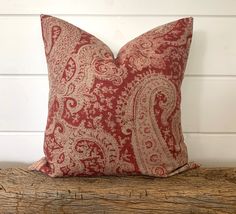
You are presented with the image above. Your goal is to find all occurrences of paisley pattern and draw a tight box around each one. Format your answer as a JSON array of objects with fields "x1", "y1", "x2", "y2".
[{"x1": 29, "y1": 15, "x2": 199, "y2": 177}]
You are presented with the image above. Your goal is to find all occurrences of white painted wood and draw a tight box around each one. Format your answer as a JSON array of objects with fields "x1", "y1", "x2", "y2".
[
  {"x1": 0, "y1": 0, "x2": 235, "y2": 166},
  {"x1": 0, "y1": 133, "x2": 235, "y2": 167},
  {"x1": 0, "y1": 16, "x2": 236, "y2": 76},
  {"x1": 0, "y1": 77, "x2": 236, "y2": 133},
  {"x1": 0, "y1": 133, "x2": 44, "y2": 166},
  {"x1": 0, "y1": 0, "x2": 236, "y2": 15},
  {"x1": 0, "y1": 16, "x2": 236, "y2": 75},
  {"x1": 181, "y1": 77, "x2": 236, "y2": 133},
  {"x1": 0, "y1": 16, "x2": 46, "y2": 75},
  {"x1": 0, "y1": 77, "x2": 48, "y2": 132},
  {"x1": 185, "y1": 134, "x2": 236, "y2": 167}
]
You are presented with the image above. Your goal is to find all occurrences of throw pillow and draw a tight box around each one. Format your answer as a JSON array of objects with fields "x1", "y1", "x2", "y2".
[{"x1": 29, "y1": 15, "x2": 198, "y2": 177}]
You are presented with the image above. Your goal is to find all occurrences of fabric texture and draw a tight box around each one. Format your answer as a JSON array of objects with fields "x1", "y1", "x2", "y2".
[{"x1": 29, "y1": 15, "x2": 199, "y2": 177}]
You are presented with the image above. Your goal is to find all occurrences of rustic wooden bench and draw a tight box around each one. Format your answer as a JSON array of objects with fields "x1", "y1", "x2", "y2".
[{"x1": 0, "y1": 167, "x2": 235, "y2": 213}]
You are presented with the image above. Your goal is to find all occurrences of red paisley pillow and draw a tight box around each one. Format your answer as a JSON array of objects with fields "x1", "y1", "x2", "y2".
[{"x1": 29, "y1": 15, "x2": 198, "y2": 177}]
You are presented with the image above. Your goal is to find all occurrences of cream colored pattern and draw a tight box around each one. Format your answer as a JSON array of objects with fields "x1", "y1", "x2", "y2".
[{"x1": 117, "y1": 73, "x2": 182, "y2": 176}]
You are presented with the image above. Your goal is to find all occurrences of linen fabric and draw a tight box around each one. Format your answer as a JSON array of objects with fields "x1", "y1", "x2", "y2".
[{"x1": 29, "y1": 15, "x2": 198, "y2": 177}]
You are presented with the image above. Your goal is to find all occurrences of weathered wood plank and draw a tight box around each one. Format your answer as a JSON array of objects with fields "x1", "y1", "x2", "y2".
[{"x1": 0, "y1": 168, "x2": 235, "y2": 213}]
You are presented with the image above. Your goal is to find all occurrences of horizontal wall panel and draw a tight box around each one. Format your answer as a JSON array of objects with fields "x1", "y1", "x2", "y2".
[
  {"x1": 0, "y1": 133, "x2": 44, "y2": 166},
  {"x1": 185, "y1": 134, "x2": 236, "y2": 167},
  {"x1": 181, "y1": 77, "x2": 236, "y2": 133},
  {"x1": 0, "y1": 133, "x2": 235, "y2": 167},
  {"x1": 0, "y1": 0, "x2": 236, "y2": 15},
  {"x1": 0, "y1": 77, "x2": 48, "y2": 132},
  {"x1": 0, "y1": 77, "x2": 236, "y2": 132},
  {"x1": 0, "y1": 16, "x2": 235, "y2": 75}
]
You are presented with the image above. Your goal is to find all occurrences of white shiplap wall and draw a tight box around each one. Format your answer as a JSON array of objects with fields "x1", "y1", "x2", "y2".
[{"x1": 0, "y1": 0, "x2": 236, "y2": 168}]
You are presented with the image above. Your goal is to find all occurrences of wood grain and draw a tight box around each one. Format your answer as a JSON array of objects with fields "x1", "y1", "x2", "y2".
[{"x1": 0, "y1": 168, "x2": 235, "y2": 213}]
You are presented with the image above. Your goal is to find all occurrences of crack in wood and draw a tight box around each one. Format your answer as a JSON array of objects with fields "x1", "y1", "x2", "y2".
[{"x1": 0, "y1": 167, "x2": 235, "y2": 213}]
